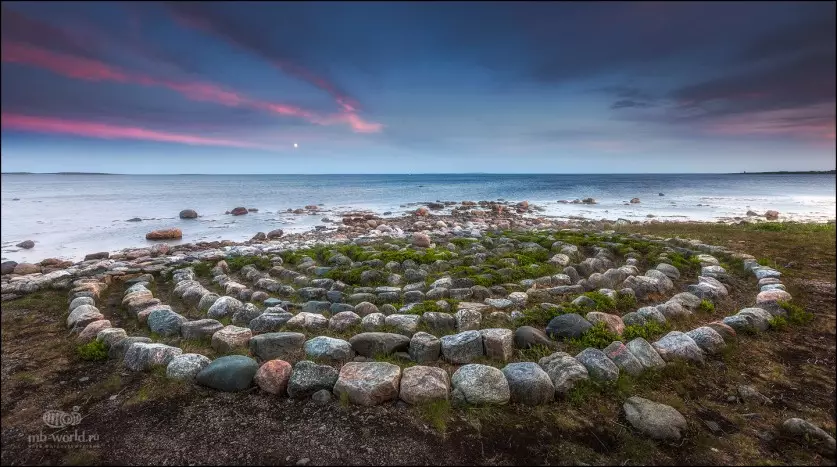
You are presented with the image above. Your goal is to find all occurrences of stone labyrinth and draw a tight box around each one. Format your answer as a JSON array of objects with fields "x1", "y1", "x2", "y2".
[{"x1": 50, "y1": 228, "x2": 795, "y2": 438}]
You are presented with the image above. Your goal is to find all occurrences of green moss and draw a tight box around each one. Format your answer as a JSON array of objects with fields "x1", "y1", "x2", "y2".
[
  {"x1": 698, "y1": 299, "x2": 715, "y2": 313},
  {"x1": 768, "y1": 315, "x2": 788, "y2": 331},
  {"x1": 583, "y1": 291, "x2": 615, "y2": 311},
  {"x1": 517, "y1": 344, "x2": 555, "y2": 362},
  {"x1": 226, "y1": 255, "x2": 271, "y2": 272},
  {"x1": 622, "y1": 320, "x2": 669, "y2": 342},
  {"x1": 75, "y1": 340, "x2": 108, "y2": 361},
  {"x1": 402, "y1": 299, "x2": 459, "y2": 315},
  {"x1": 614, "y1": 292, "x2": 637, "y2": 313},
  {"x1": 192, "y1": 261, "x2": 213, "y2": 278},
  {"x1": 449, "y1": 238, "x2": 479, "y2": 248}
]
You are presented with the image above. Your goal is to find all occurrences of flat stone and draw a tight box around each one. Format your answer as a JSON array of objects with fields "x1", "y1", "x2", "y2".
[{"x1": 624, "y1": 396, "x2": 688, "y2": 441}]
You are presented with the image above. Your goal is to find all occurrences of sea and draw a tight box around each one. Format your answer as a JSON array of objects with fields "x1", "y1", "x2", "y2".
[{"x1": 1, "y1": 173, "x2": 835, "y2": 263}]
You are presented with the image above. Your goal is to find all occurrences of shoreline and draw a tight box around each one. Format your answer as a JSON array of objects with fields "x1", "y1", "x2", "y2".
[{"x1": 2, "y1": 199, "x2": 834, "y2": 273}]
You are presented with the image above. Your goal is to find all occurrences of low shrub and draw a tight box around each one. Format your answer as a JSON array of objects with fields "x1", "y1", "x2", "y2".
[{"x1": 76, "y1": 340, "x2": 108, "y2": 361}]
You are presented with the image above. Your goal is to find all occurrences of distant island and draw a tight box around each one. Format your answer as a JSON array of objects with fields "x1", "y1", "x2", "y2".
[{"x1": 737, "y1": 170, "x2": 836, "y2": 175}]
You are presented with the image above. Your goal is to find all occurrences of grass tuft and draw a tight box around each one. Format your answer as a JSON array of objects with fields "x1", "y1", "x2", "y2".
[{"x1": 75, "y1": 340, "x2": 108, "y2": 361}]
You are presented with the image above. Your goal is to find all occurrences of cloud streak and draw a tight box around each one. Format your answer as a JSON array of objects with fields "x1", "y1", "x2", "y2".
[
  {"x1": 1, "y1": 41, "x2": 381, "y2": 132},
  {"x1": 1, "y1": 112, "x2": 270, "y2": 149}
]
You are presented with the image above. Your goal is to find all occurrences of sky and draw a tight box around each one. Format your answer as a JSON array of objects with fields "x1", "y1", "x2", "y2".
[{"x1": 1, "y1": 1, "x2": 835, "y2": 174}]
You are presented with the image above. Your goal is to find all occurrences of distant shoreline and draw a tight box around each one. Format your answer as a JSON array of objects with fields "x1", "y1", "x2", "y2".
[{"x1": 2, "y1": 171, "x2": 835, "y2": 176}]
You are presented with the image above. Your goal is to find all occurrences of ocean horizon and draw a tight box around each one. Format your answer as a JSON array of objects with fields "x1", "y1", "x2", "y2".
[{"x1": 2, "y1": 172, "x2": 835, "y2": 263}]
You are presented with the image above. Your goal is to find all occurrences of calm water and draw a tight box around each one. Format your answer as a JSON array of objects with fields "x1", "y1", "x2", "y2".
[{"x1": 2, "y1": 173, "x2": 835, "y2": 263}]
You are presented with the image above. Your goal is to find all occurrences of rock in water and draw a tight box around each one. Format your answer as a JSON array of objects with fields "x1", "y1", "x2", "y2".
[
  {"x1": 179, "y1": 209, "x2": 198, "y2": 219},
  {"x1": 16, "y1": 240, "x2": 35, "y2": 249},
  {"x1": 231, "y1": 207, "x2": 248, "y2": 216},
  {"x1": 195, "y1": 355, "x2": 259, "y2": 392},
  {"x1": 145, "y1": 228, "x2": 182, "y2": 240},
  {"x1": 623, "y1": 396, "x2": 687, "y2": 441}
]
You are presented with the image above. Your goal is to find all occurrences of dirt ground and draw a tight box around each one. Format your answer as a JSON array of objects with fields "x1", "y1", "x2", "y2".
[{"x1": 1, "y1": 222, "x2": 834, "y2": 465}]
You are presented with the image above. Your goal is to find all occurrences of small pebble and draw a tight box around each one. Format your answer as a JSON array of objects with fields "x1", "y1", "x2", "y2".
[{"x1": 296, "y1": 458, "x2": 310, "y2": 465}]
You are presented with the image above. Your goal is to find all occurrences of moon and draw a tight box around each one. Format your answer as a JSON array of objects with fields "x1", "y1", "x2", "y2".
[{"x1": 293, "y1": 143, "x2": 298, "y2": 148}]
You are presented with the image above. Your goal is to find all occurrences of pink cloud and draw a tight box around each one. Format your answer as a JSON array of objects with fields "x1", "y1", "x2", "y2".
[
  {"x1": 1, "y1": 113, "x2": 271, "y2": 149},
  {"x1": 704, "y1": 105, "x2": 836, "y2": 142}
]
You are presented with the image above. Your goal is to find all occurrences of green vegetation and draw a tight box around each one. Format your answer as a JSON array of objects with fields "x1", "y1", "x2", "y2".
[
  {"x1": 583, "y1": 291, "x2": 615, "y2": 311},
  {"x1": 613, "y1": 292, "x2": 637, "y2": 313},
  {"x1": 401, "y1": 299, "x2": 459, "y2": 315},
  {"x1": 698, "y1": 299, "x2": 715, "y2": 313},
  {"x1": 780, "y1": 300, "x2": 814, "y2": 326},
  {"x1": 622, "y1": 321, "x2": 669, "y2": 342},
  {"x1": 667, "y1": 252, "x2": 703, "y2": 274},
  {"x1": 567, "y1": 322, "x2": 619, "y2": 351},
  {"x1": 517, "y1": 344, "x2": 555, "y2": 362},
  {"x1": 75, "y1": 340, "x2": 108, "y2": 361},
  {"x1": 768, "y1": 315, "x2": 789, "y2": 331},
  {"x1": 192, "y1": 261, "x2": 213, "y2": 278},
  {"x1": 416, "y1": 399, "x2": 451, "y2": 434}
]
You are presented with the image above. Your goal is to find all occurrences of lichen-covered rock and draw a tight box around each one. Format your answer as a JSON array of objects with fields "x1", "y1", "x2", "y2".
[
  {"x1": 604, "y1": 341, "x2": 644, "y2": 376},
  {"x1": 287, "y1": 360, "x2": 339, "y2": 399},
  {"x1": 669, "y1": 292, "x2": 702, "y2": 310},
  {"x1": 180, "y1": 319, "x2": 224, "y2": 340},
  {"x1": 304, "y1": 336, "x2": 355, "y2": 361},
  {"x1": 451, "y1": 364, "x2": 510, "y2": 406},
  {"x1": 723, "y1": 307, "x2": 772, "y2": 332},
  {"x1": 440, "y1": 331, "x2": 484, "y2": 364},
  {"x1": 409, "y1": 332, "x2": 441, "y2": 363},
  {"x1": 67, "y1": 304, "x2": 103, "y2": 329},
  {"x1": 249, "y1": 332, "x2": 306, "y2": 361},
  {"x1": 546, "y1": 313, "x2": 592, "y2": 340},
  {"x1": 124, "y1": 343, "x2": 182, "y2": 371},
  {"x1": 636, "y1": 306, "x2": 667, "y2": 325},
  {"x1": 652, "y1": 331, "x2": 705, "y2": 364},
  {"x1": 454, "y1": 309, "x2": 482, "y2": 332},
  {"x1": 248, "y1": 312, "x2": 293, "y2": 334},
  {"x1": 685, "y1": 326, "x2": 726, "y2": 354},
  {"x1": 575, "y1": 347, "x2": 619, "y2": 381},
  {"x1": 96, "y1": 327, "x2": 127, "y2": 348},
  {"x1": 349, "y1": 332, "x2": 411, "y2": 357},
  {"x1": 207, "y1": 296, "x2": 244, "y2": 319},
  {"x1": 421, "y1": 312, "x2": 456, "y2": 334},
  {"x1": 147, "y1": 309, "x2": 187, "y2": 337},
  {"x1": 385, "y1": 314, "x2": 421, "y2": 336},
  {"x1": 211, "y1": 325, "x2": 253, "y2": 353},
  {"x1": 285, "y1": 312, "x2": 329, "y2": 332},
  {"x1": 538, "y1": 352, "x2": 589, "y2": 395},
  {"x1": 585, "y1": 312, "x2": 625, "y2": 335},
  {"x1": 329, "y1": 311, "x2": 362, "y2": 332},
  {"x1": 195, "y1": 355, "x2": 259, "y2": 392},
  {"x1": 625, "y1": 338, "x2": 666, "y2": 370},
  {"x1": 501, "y1": 362, "x2": 554, "y2": 406},
  {"x1": 333, "y1": 362, "x2": 401, "y2": 406},
  {"x1": 77, "y1": 320, "x2": 112, "y2": 343},
  {"x1": 623, "y1": 396, "x2": 688, "y2": 441},
  {"x1": 655, "y1": 263, "x2": 680, "y2": 280},
  {"x1": 166, "y1": 353, "x2": 211, "y2": 382},
  {"x1": 361, "y1": 312, "x2": 387, "y2": 331},
  {"x1": 755, "y1": 290, "x2": 792, "y2": 315},
  {"x1": 254, "y1": 359, "x2": 293, "y2": 395},
  {"x1": 399, "y1": 366, "x2": 450, "y2": 405},
  {"x1": 108, "y1": 337, "x2": 152, "y2": 360},
  {"x1": 479, "y1": 328, "x2": 514, "y2": 361}
]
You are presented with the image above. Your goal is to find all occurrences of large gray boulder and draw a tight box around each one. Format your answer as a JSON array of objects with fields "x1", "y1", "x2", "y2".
[
  {"x1": 685, "y1": 326, "x2": 726, "y2": 354},
  {"x1": 124, "y1": 343, "x2": 182, "y2": 372},
  {"x1": 623, "y1": 396, "x2": 688, "y2": 441},
  {"x1": 195, "y1": 355, "x2": 259, "y2": 392},
  {"x1": 409, "y1": 332, "x2": 441, "y2": 363},
  {"x1": 287, "y1": 360, "x2": 340, "y2": 399},
  {"x1": 108, "y1": 337, "x2": 152, "y2": 360},
  {"x1": 546, "y1": 313, "x2": 592, "y2": 339},
  {"x1": 652, "y1": 331, "x2": 705, "y2": 364},
  {"x1": 538, "y1": 352, "x2": 589, "y2": 394},
  {"x1": 67, "y1": 305, "x2": 103, "y2": 329},
  {"x1": 513, "y1": 326, "x2": 556, "y2": 349},
  {"x1": 501, "y1": 362, "x2": 554, "y2": 406},
  {"x1": 603, "y1": 341, "x2": 644, "y2": 376},
  {"x1": 333, "y1": 362, "x2": 401, "y2": 406},
  {"x1": 625, "y1": 338, "x2": 666, "y2": 370},
  {"x1": 181, "y1": 319, "x2": 224, "y2": 340},
  {"x1": 249, "y1": 312, "x2": 293, "y2": 334},
  {"x1": 304, "y1": 336, "x2": 355, "y2": 361},
  {"x1": 249, "y1": 332, "x2": 306, "y2": 361},
  {"x1": 166, "y1": 353, "x2": 212, "y2": 382},
  {"x1": 207, "y1": 296, "x2": 244, "y2": 319},
  {"x1": 421, "y1": 312, "x2": 456, "y2": 334},
  {"x1": 479, "y1": 328, "x2": 514, "y2": 361},
  {"x1": 575, "y1": 348, "x2": 619, "y2": 381},
  {"x1": 349, "y1": 332, "x2": 410, "y2": 357},
  {"x1": 147, "y1": 309, "x2": 187, "y2": 337},
  {"x1": 440, "y1": 331, "x2": 484, "y2": 364},
  {"x1": 781, "y1": 418, "x2": 836, "y2": 457},
  {"x1": 399, "y1": 366, "x2": 450, "y2": 405},
  {"x1": 451, "y1": 364, "x2": 510, "y2": 406}
]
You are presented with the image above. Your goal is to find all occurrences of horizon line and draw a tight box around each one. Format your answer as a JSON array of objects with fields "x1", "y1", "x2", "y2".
[{"x1": 2, "y1": 170, "x2": 835, "y2": 176}]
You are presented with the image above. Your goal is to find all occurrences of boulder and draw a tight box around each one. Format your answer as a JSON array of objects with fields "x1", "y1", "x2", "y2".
[
  {"x1": 285, "y1": 312, "x2": 329, "y2": 332},
  {"x1": 211, "y1": 325, "x2": 253, "y2": 353},
  {"x1": 409, "y1": 332, "x2": 441, "y2": 363},
  {"x1": 304, "y1": 336, "x2": 355, "y2": 361},
  {"x1": 96, "y1": 328, "x2": 127, "y2": 348},
  {"x1": 399, "y1": 366, "x2": 450, "y2": 405},
  {"x1": 575, "y1": 348, "x2": 619, "y2": 381},
  {"x1": 231, "y1": 207, "x2": 248, "y2": 216},
  {"x1": 781, "y1": 418, "x2": 836, "y2": 457},
  {"x1": 147, "y1": 309, "x2": 187, "y2": 337},
  {"x1": 77, "y1": 320, "x2": 112, "y2": 343},
  {"x1": 623, "y1": 396, "x2": 688, "y2": 441},
  {"x1": 67, "y1": 305, "x2": 104, "y2": 329},
  {"x1": 451, "y1": 364, "x2": 510, "y2": 406},
  {"x1": 349, "y1": 332, "x2": 410, "y2": 357},
  {"x1": 603, "y1": 341, "x2": 644, "y2": 376},
  {"x1": 385, "y1": 314, "x2": 421, "y2": 336},
  {"x1": 329, "y1": 311, "x2": 362, "y2": 332},
  {"x1": 16, "y1": 240, "x2": 35, "y2": 249},
  {"x1": 538, "y1": 352, "x2": 589, "y2": 394},
  {"x1": 546, "y1": 313, "x2": 592, "y2": 340},
  {"x1": 207, "y1": 296, "x2": 244, "y2": 319},
  {"x1": 287, "y1": 360, "x2": 340, "y2": 398},
  {"x1": 254, "y1": 359, "x2": 293, "y2": 395},
  {"x1": 421, "y1": 312, "x2": 456, "y2": 334},
  {"x1": 179, "y1": 209, "x2": 198, "y2": 219},
  {"x1": 513, "y1": 326, "x2": 556, "y2": 350},
  {"x1": 412, "y1": 233, "x2": 431, "y2": 248},
  {"x1": 124, "y1": 343, "x2": 182, "y2": 372},
  {"x1": 652, "y1": 331, "x2": 705, "y2": 363},
  {"x1": 479, "y1": 328, "x2": 514, "y2": 362},
  {"x1": 501, "y1": 362, "x2": 554, "y2": 406},
  {"x1": 249, "y1": 312, "x2": 293, "y2": 334},
  {"x1": 145, "y1": 228, "x2": 182, "y2": 240},
  {"x1": 195, "y1": 355, "x2": 259, "y2": 392},
  {"x1": 440, "y1": 331, "x2": 484, "y2": 364},
  {"x1": 625, "y1": 338, "x2": 666, "y2": 370},
  {"x1": 333, "y1": 362, "x2": 402, "y2": 406},
  {"x1": 585, "y1": 312, "x2": 625, "y2": 335},
  {"x1": 180, "y1": 319, "x2": 224, "y2": 340},
  {"x1": 108, "y1": 337, "x2": 152, "y2": 360},
  {"x1": 249, "y1": 332, "x2": 306, "y2": 361},
  {"x1": 166, "y1": 353, "x2": 211, "y2": 381},
  {"x1": 685, "y1": 326, "x2": 725, "y2": 354}
]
